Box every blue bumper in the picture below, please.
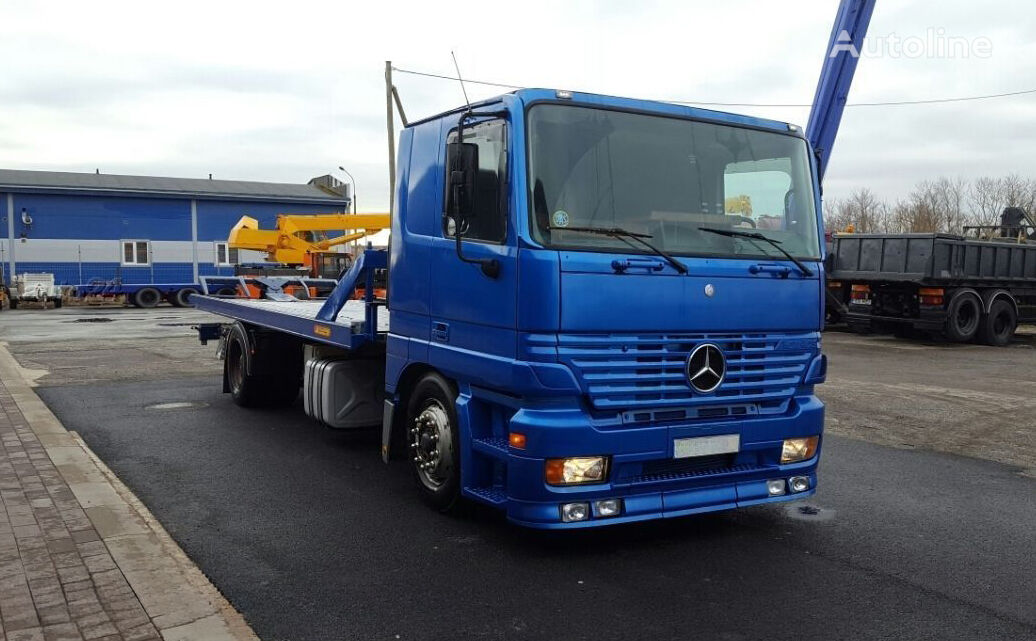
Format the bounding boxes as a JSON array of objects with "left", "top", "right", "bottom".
[{"left": 482, "top": 395, "right": 823, "bottom": 529}]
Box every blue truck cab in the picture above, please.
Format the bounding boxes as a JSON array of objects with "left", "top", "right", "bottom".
[
  {"left": 195, "top": 87, "right": 827, "bottom": 529},
  {"left": 384, "top": 88, "right": 827, "bottom": 528}
]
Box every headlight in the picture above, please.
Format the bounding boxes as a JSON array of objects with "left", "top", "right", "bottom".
[
  {"left": 545, "top": 456, "right": 609, "bottom": 485},
  {"left": 781, "top": 436, "right": 819, "bottom": 464}
]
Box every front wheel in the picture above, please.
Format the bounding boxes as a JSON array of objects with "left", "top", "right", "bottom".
[
  {"left": 979, "top": 300, "right": 1017, "bottom": 346},
  {"left": 406, "top": 373, "right": 461, "bottom": 512}
]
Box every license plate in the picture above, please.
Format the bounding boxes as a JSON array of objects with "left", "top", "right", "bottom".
[{"left": 674, "top": 434, "right": 740, "bottom": 459}]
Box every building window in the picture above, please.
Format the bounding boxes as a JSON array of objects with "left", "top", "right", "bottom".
[
  {"left": 121, "top": 240, "right": 150, "bottom": 266},
  {"left": 215, "top": 242, "right": 239, "bottom": 266}
]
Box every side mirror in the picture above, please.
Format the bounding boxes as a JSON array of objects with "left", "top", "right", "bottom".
[{"left": 445, "top": 141, "right": 479, "bottom": 220}]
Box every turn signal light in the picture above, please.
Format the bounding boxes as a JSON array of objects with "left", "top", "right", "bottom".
[
  {"left": 509, "top": 433, "right": 527, "bottom": 449},
  {"left": 781, "top": 436, "right": 819, "bottom": 464}
]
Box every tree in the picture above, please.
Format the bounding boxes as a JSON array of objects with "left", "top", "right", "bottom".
[
  {"left": 968, "top": 176, "right": 1007, "bottom": 228},
  {"left": 823, "top": 188, "right": 890, "bottom": 233}
]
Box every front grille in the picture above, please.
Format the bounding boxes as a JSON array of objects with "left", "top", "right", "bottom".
[{"left": 529, "top": 332, "right": 816, "bottom": 413}]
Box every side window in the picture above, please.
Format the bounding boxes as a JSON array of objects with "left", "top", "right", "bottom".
[
  {"left": 723, "top": 161, "right": 794, "bottom": 231},
  {"left": 443, "top": 120, "right": 508, "bottom": 243},
  {"left": 121, "top": 240, "right": 150, "bottom": 266},
  {"left": 215, "top": 242, "right": 239, "bottom": 265}
]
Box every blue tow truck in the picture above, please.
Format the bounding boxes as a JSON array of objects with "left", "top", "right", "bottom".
[{"left": 194, "top": 2, "right": 874, "bottom": 528}]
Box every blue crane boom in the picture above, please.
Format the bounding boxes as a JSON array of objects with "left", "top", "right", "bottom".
[{"left": 806, "top": 0, "right": 877, "bottom": 183}]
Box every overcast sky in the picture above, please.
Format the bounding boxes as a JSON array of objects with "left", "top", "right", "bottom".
[{"left": 2, "top": 0, "right": 1035, "bottom": 212}]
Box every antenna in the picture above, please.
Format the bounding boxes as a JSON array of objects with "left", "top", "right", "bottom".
[{"left": 451, "top": 51, "right": 471, "bottom": 109}]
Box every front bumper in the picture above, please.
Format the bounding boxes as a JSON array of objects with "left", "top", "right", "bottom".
[{"left": 490, "top": 394, "right": 823, "bottom": 529}]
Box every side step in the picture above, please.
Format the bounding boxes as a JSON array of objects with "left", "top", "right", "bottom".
[{"left": 465, "top": 486, "right": 507, "bottom": 505}]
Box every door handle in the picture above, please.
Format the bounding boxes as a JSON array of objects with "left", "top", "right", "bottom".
[
  {"left": 611, "top": 258, "right": 665, "bottom": 273},
  {"left": 749, "top": 263, "right": 791, "bottom": 278}
]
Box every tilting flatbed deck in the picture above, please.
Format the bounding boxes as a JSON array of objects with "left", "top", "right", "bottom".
[
  {"left": 192, "top": 248, "right": 389, "bottom": 351},
  {"left": 193, "top": 296, "right": 388, "bottom": 348}
]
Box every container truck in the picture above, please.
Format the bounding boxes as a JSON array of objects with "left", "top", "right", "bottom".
[{"left": 828, "top": 227, "right": 1036, "bottom": 344}]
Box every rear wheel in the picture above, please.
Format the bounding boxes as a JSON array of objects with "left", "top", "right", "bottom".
[
  {"left": 406, "top": 373, "right": 461, "bottom": 512},
  {"left": 53, "top": 298, "right": 63, "bottom": 309},
  {"left": 133, "top": 287, "right": 161, "bottom": 308},
  {"left": 9, "top": 299, "right": 18, "bottom": 310},
  {"left": 944, "top": 294, "right": 980, "bottom": 342},
  {"left": 226, "top": 332, "right": 257, "bottom": 407},
  {"left": 225, "top": 329, "right": 300, "bottom": 408},
  {"left": 979, "top": 300, "right": 1017, "bottom": 346},
  {"left": 171, "top": 288, "right": 198, "bottom": 307}
]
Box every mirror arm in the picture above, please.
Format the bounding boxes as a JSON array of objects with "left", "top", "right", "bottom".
[{"left": 454, "top": 232, "right": 500, "bottom": 278}]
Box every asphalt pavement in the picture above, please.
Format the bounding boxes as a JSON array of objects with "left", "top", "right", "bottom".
[{"left": 36, "top": 374, "right": 1036, "bottom": 641}]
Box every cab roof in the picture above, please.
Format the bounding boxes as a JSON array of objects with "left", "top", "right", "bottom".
[{"left": 410, "top": 88, "right": 800, "bottom": 136}]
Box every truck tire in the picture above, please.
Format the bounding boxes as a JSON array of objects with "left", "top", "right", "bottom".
[
  {"left": 216, "top": 287, "right": 237, "bottom": 297},
  {"left": 133, "top": 288, "right": 161, "bottom": 308},
  {"left": 944, "top": 294, "right": 981, "bottom": 343},
  {"left": 406, "top": 373, "right": 461, "bottom": 512},
  {"left": 53, "top": 298, "right": 63, "bottom": 309},
  {"left": 225, "top": 328, "right": 300, "bottom": 408},
  {"left": 171, "top": 288, "right": 198, "bottom": 307},
  {"left": 979, "top": 300, "right": 1017, "bottom": 347},
  {"left": 226, "top": 331, "right": 262, "bottom": 407},
  {"left": 9, "top": 299, "right": 18, "bottom": 310}
]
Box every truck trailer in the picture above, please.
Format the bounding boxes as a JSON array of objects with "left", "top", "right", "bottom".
[
  {"left": 193, "top": 87, "right": 831, "bottom": 528},
  {"left": 828, "top": 231, "right": 1036, "bottom": 344}
]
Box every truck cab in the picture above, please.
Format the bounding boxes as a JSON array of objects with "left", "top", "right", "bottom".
[{"left": 386, "top": 89, "right": 827, "bottom": 528}]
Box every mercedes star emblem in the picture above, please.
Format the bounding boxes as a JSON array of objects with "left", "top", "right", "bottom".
[
  {"left": 686, "top": 343, "right": 726, "bottom": 393},
  {"left": 705, "top": 284, "right": 715, "bottom": 297}
]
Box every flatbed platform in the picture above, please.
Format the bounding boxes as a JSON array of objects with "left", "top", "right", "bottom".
[{"left": 194, "top": 295, "right": 389, "bottom": 349}]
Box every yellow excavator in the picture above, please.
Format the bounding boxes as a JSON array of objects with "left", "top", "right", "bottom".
[{"left": 229, "top": 213, "right": 390, "bottom": 279}]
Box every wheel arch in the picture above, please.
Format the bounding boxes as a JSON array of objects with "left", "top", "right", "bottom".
[
  {"left": 947, "top": 287, "right": 982, "bottom": 308},
  {"left": 383, "top": 363, "right": 457, "bottom": 462},
  {"left": 981, "top": 289, "right": 1018, "bottom": 317}
]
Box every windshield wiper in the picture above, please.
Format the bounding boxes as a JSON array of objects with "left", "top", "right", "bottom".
[
  {"left": 698, "top": 227, "right": 813, "bottom": 276},
  {"left": 554, "top": 226, "right": 688, "bottom": 274}
]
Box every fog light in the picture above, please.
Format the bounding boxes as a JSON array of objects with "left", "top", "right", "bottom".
[
  {"left": 781, "top": 436, "right": 819, "bottom": 464},
  {"left": 766, "top": 479, "right": 786, "bottom": 496},
  {"left": 789, "top": 476, "right": 810, "bottom": 493},
  {"left": 546, "top": 456, "right": 609, "bottom": 485},
  {"left": 560, "top": 502, "right": 590, "bottom": 522},
  {"left": 594, "top": 499, "right": 622, "bottom": 517}
]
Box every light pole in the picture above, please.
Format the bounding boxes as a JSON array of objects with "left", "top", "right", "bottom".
[{"left": 337, "top": 166, "right": 357, "bottom": 214}]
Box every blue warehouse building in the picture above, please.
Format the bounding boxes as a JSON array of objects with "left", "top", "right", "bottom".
[{"left": 0, "top": 169, "right": 350, "bottom": 287}]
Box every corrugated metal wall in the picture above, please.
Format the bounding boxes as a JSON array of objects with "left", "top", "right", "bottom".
[{"left": 2, "top": 192, "right": 343, "bottom": 286}]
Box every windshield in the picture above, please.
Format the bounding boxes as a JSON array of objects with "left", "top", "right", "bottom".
[{"left": 527, "top": 104, "right": 821, "bottom": 260}]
